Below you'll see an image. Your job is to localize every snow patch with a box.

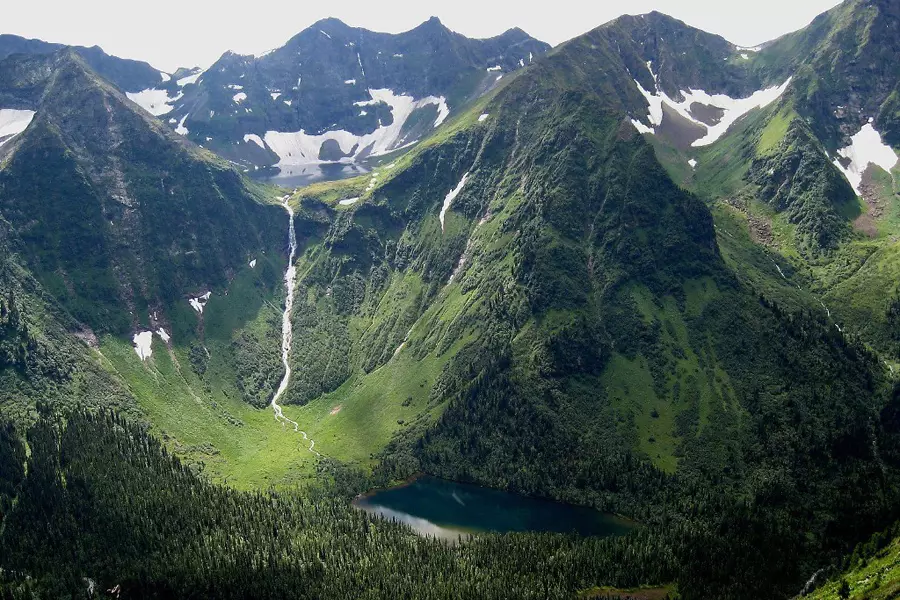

[133,331,153,361]
[393,53,404,58]
[478,113,490,122]
[249,259,257,268]
[320,30,331,39]
[233,92,247,103]
[177,72,201,87]
[486,65,502,72]
[440,173,469,233]
[339,197,359,206]
[740,53,749,60]
[228,84,244,90]
[243,133,266,149]
[832,124,899,195]
[126,89,182,116]
[270,91,282,100]
[630,119,654,134]
[175,114,189,136]
[433,98,450,127]
[0,109,36,144]
[189,291,211,314]
[344,79,356,85]
[156,328,170,343]
[160,72,171,82]
[284,99,293,106]
[688,158,697,169]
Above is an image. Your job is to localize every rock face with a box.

[145,17,549,170]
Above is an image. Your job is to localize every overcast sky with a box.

[4,0,842,72]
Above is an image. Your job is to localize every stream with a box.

[270,196,319,455]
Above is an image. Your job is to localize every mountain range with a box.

[1,3,899,599]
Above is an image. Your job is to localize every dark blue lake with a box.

[354,476,635,540]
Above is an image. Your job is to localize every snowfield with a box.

[632,62,791,146]
[0,109,36,145]
[177,72,202,87]
[264,89,450,166]
[125,89,182,116]
[832,124,899,195]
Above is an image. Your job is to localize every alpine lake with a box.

[354,476,636,542]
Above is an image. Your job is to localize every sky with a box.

[4,0,843,72]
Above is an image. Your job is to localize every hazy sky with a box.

[5,0,842,72]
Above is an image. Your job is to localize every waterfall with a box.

[270,196,319,456]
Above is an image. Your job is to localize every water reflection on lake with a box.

[354,476,635,541]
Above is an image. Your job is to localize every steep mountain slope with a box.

[0,4,898,599]
[127,18,549,171]
[805,519,900,599]
[632,0,900,359]
[0,213,138,424]
[0,51,285,337]
[190,16,899,595]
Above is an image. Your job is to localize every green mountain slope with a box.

[0,51,285,336]
[643,0,900,360]
[0,3,899,599]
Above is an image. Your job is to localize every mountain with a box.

[1,3,900,600]
[0,33,169,92]
[0,50,285,337]
[624,0,900,357]
[124,17,549,171]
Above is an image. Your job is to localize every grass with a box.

[807,538,900,599]
[96,229,475,487]
[601,282,737,473]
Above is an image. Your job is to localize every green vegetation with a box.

[2,3,900,599]
[0,411,676,599]
[807,521,900,600]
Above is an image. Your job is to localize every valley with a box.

[2,1,900,598]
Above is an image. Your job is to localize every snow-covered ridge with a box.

[631,63,791,147]
[832,123,898,195]
[263,88,450,166]
[0,109,36,145]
